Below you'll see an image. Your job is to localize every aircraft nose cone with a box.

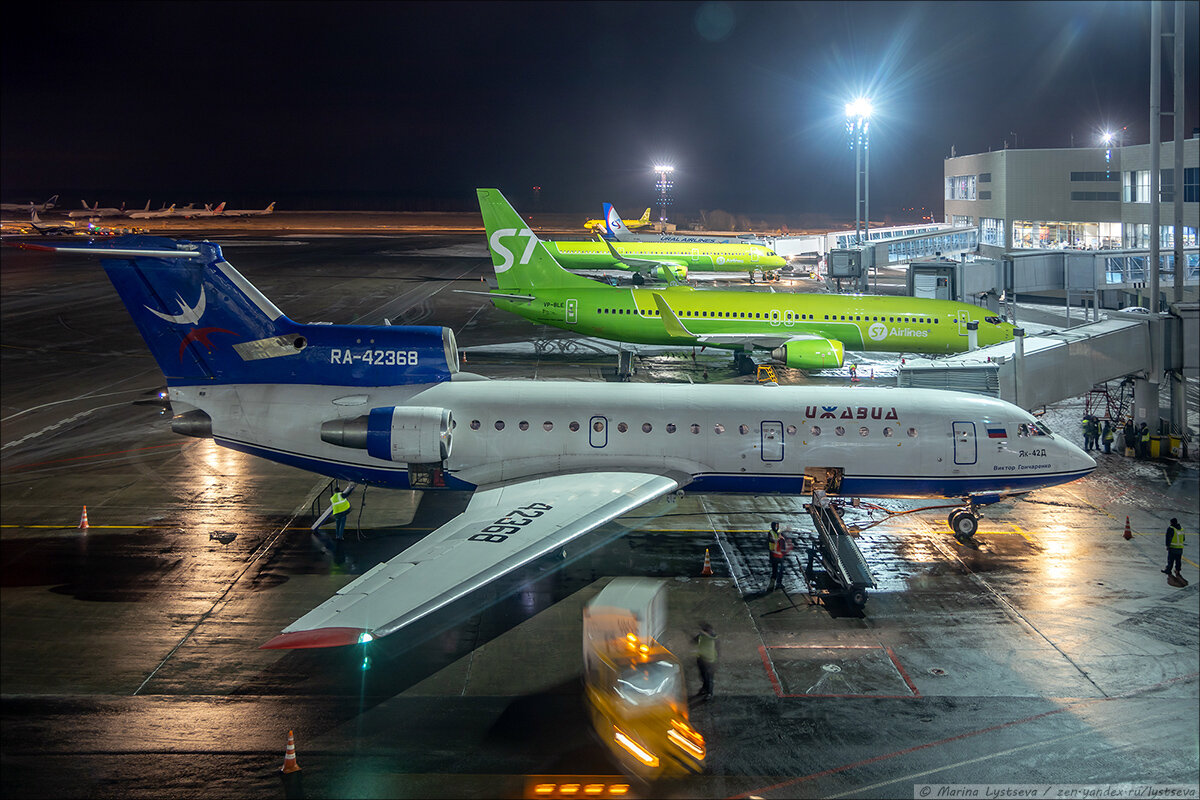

[1067,441,1097,475]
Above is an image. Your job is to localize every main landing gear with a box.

[947,501,981,544]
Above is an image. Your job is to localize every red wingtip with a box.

[260,627,365,649]
[5,242,57,251]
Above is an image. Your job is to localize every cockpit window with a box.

[1019,421,1052,437]
[985,316,1003,325]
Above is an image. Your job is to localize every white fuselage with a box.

[171,379,1094,499]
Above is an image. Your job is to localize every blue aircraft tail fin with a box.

[26,235,458,387]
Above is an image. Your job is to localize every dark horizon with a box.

[3,2,1197,219]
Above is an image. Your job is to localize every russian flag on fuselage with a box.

[987,427,1007,439]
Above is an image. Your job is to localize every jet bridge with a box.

[799,501,876,609]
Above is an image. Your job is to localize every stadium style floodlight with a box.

[653,165,675,225]
[846,97,873,246]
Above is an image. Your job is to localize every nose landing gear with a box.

[948,503,981,544]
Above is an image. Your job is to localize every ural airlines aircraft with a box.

[600,202,769,248]
[473,189,1015,371]
[585,206,650,234]
[17,233,1093,649]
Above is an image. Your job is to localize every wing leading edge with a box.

[262,471,684,649]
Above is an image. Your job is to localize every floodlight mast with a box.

[846,98,873,246]
[654,165,674,226]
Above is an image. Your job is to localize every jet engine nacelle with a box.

[320,406,452,463]
[650,264,688,282]
[769,338,845,370]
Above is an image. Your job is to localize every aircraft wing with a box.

[262,471,684,649]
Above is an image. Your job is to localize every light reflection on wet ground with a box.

[2,225,1196,798]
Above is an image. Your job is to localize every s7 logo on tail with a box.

[488,228,538,272]
[146,287,206,325]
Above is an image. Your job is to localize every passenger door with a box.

[761,421,784,462]
[952,421,977,465]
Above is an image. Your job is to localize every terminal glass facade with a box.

[980,217,1004,246]
[946,175,976,201]
[1124,224,1199,249]
[1012,220,1122,250]
[885,229,978,263]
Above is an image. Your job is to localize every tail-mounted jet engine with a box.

[321,406,452,463]
[769,338,845,370]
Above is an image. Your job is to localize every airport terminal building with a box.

[944,137,1199,260]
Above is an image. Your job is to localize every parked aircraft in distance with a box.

[585,205,649,234]
[15,233,1092,649]
[68,201,128,218]
[601,202,770,248]
[126,202,176,219]
[180,202,227,218]
[221,201,275,217]
[471,189,1015,371]
[29,211,80,235]
[538,229,784,284]
[1,195,59,213]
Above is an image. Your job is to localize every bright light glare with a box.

[653,164,674,172]
[845,97,873,119]
[613,728,659,766]
[358,631,374,644]
[1101,131,1114,145]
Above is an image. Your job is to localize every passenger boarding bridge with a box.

[896,304,1198,448]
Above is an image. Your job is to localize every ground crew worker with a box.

[1139,423,1151,459]
[767,521,795,592]
[330,484,351,540]
[694,622,718,700]
[1102,420,1114,454]
[1163,518,1185,577]
[1081,416,1091,450]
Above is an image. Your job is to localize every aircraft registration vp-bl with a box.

[18,234,1093,649]
[472,189,1016,371]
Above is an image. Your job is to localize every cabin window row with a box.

[466,420,920,438]
[594,308,939,324]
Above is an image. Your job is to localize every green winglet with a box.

[651,293,696,340]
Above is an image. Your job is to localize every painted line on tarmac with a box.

[5,441,184,470]
[730,671,1200,800]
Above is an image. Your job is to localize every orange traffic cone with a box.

[280,730,301,773]
[701,548,713,577]
[78,506,89,530]
[1123,516,1132,541]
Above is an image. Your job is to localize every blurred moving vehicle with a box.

[582,578,706,782]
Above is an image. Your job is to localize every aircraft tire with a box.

[631,273,645,286]
[951,511,978,540]
[850,588,868,608]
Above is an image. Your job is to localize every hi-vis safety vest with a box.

[697,632,718,663]
[1141,429,1151,443]
[331,492,350,515]
[771,533,793,558]
[1169,525,1185,549]
[1104,428,1114,442]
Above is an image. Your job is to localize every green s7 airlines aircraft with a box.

[541,234,785,284]
[475,189,1015,370]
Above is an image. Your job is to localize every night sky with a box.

[2,1,1197,220]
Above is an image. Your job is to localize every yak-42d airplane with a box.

[16,232,1093,649]
[585,205,650,234]
[469,189,1016,372]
